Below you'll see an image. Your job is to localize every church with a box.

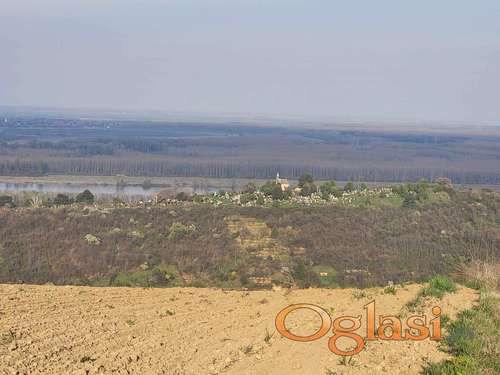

[275,173,290,191]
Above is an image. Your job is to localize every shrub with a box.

[84,234,101,245]
[175,192,190,201]
[167,222,196,241]
[75,190,94,204]
[0,195,14,207]
[53,194,72,206]
[313,266,338,288]
[384,285,397,295]
[112,197,126,207]
[111,265,181,287]
[422,276,457,298]
[402,194,417,208]
[343,181,354,193]
[299,182,317,197]
[150,265,181,286]
[112,270,151,287]
[260,181,289,200]
[292,261,319,288]
[298,173,314,187]
[270,227,279,238]
[425,292,499,374]
[425,356,478,375]
[320,181,338,197]
[240,193,255,205]
[242,182,257,194]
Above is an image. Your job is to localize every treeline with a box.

[1,157,500,184]
[3,116,500,185]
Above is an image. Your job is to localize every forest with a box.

[2,115,500,184]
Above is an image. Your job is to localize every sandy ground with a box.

[0,284,477,375]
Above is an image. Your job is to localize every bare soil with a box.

[0,284,477,375]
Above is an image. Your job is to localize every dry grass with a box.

[455,261,500,291]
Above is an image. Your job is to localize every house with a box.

[275,173,290,191]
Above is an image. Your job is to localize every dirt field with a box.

[0,284,477,375]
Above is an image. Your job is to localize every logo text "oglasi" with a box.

[275,302,442,356]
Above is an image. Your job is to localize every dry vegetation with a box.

[0,185,499,289]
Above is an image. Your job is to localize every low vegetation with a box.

[421,276,458,299]
[425,291,499,375]
[404,276,457,314]
[0,178,499,290]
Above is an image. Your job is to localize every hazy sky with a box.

[1,0,499,124]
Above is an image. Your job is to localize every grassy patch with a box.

[464,279,486,291]
[421,276,457,299]
[110,264,182,288]
[404,276,456,313]
[382,194,404,206]
[313,266,338,288]
[384,285,397,295]
[424,292,499,375]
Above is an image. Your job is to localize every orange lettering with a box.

[275,304,331,342]
[328,315,365,356]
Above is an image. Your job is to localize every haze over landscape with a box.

[1,0,499,125]
[0,2,499,375]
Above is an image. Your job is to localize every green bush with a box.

[313,266,338,288]
[260,181,289,200]
[425,355,479,375]
[0,195,14,207]
[343,181,354,193]
[242,182,257,194]
[299,182,317,197]
[464,279,486,291]
[384,285,397,295]
[240,193,256,205]
[167,222,197,241]
[422,276,457,298]
[292,261,319,288]
[175,192,190,201]
[298,173,313,187]
[53,194,72,206]
[425,292,499,374]
[84,234,101,246]
[75,189,94,204]
[402,194,417,208]
[112,270,151,287]
[111,265,181,287]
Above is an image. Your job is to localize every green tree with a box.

[240,193,255,205]
[297,174,316,196]
[0,195,14,207]
[175,192,190,201]
[298,173,314,188]
[292,261,319,288]
[75,189,94,204]
[343,181,354,193]
[242,182,257,194]
[402,194,417,208]
[320,181,339,198]
[261,181,288,200]
[299,182,317,196]
[53,194,72,206]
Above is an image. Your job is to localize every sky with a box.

[0,0,499,125]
